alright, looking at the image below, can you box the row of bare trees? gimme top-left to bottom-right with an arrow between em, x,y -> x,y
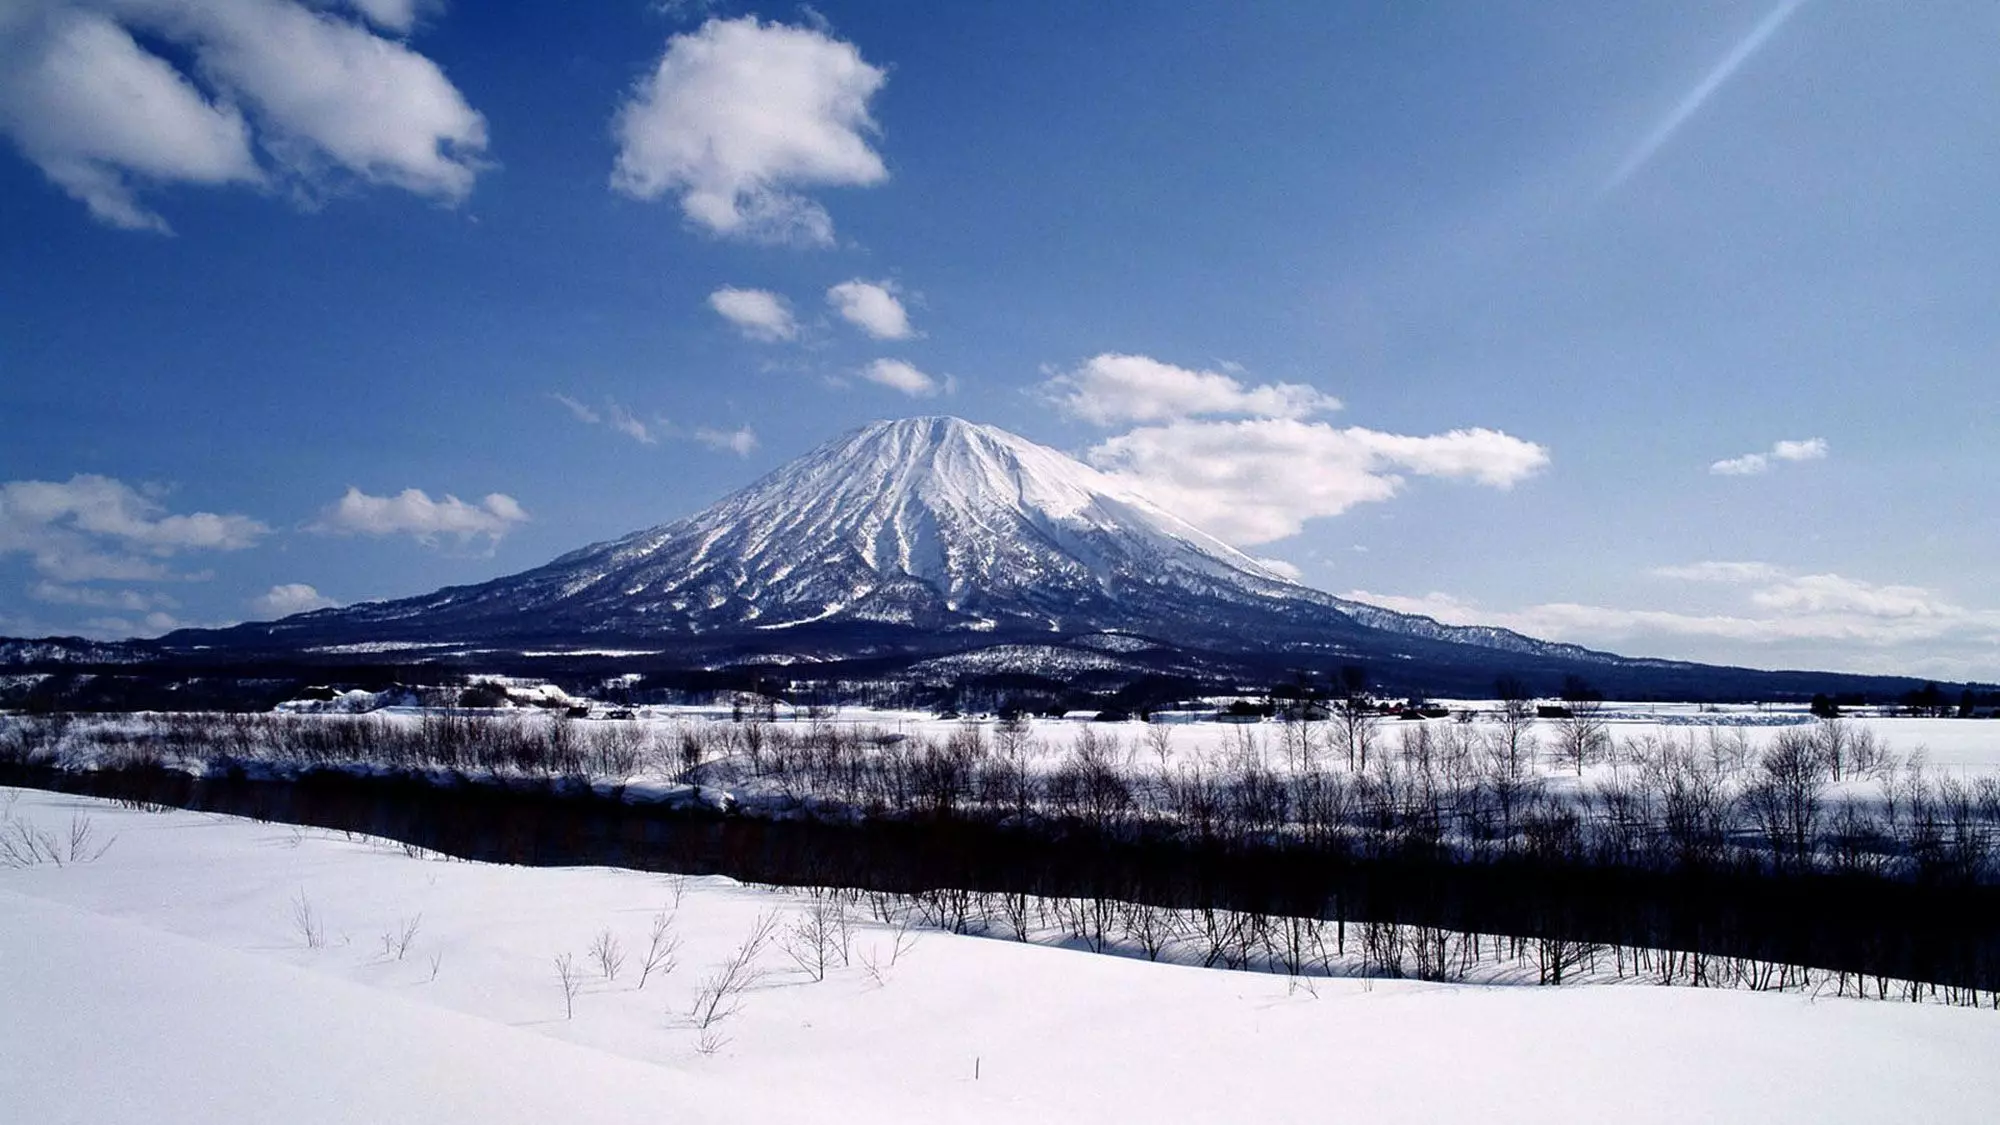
2,709 -> 1994,885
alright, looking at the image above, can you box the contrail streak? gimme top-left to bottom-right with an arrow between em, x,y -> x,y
1607,0 -> 1810,188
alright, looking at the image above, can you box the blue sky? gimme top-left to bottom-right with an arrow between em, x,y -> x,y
1,0 -> 1995,679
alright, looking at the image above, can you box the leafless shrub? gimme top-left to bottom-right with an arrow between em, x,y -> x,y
428,950 -> 443,982
694,1027 -> 730,1056
380,913 -> 422,960
688,913 -> 777,1029
638,910 -> 681,989
589,928 -> 626,981
0,809 -> 115,869
290,889 -> 326,949
858,919 -> 920,987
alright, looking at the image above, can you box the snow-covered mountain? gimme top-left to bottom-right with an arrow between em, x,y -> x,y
166,417 -> 1634,677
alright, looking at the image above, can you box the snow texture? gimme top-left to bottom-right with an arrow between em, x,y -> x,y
2,786 -> 1996,1124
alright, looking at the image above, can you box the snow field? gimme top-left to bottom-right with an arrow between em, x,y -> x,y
4,786 -> 2000,1123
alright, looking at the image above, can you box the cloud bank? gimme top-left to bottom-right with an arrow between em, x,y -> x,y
1042,354 -> 1547,545
0,474 -> 267,581
1347,560 -> 2000,678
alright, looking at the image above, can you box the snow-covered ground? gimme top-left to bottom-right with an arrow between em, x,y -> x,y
4,786 -> 1997,1124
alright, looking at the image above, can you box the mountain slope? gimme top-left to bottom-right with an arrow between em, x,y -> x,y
199,418 -> 1371,649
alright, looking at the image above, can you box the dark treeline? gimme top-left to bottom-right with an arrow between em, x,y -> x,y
4,707 -> 1999,1001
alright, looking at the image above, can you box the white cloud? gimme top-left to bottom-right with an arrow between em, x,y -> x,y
708,286 -> 798,341
1656,560 -> 1956,620
313,486 -> 527,545
695,425 -> 758,456
860,358 -> 942,397
1344,561 -> 2000,677
0,1 -> 487,232
29,581 -> 178,612
1771,437 -> 1828,462
610,16 -> 887,245
1709,453 -> 1769,476
0,474 -> 268,581
1710,437 -> 1828,476
0,8 -> 261,231
1088,418 -> 1549,545
83,609 -> 192,637
341,0 -> 436,35
1043,353 -> 1341,426
250,582 -> 337,617
1253,556 -> 1303,582
827,278 -> 912,340
1650,561 -> 1786,584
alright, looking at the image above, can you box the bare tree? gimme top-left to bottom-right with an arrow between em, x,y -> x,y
1745,727 -> 1831,873
1492,675 -> 1538,777
781,890 -> 846,982
1552,698 -> 1609,776
1333,668 -> 1379,772
555,952 -> 582,1019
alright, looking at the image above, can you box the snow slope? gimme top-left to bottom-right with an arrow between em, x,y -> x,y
3,787 -> 1996,1124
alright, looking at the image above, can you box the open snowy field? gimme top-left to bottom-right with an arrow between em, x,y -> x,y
4,786 -> 1997,1124
703,702 -> 2000,775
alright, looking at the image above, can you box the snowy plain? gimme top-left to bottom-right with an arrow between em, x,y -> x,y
4,785 -> 1999,1124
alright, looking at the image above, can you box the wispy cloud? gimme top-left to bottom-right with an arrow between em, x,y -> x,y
1607,0 -> 1810,190
550,393 -> 656,444
550,393 -> 601,425
1710,436 -> 1827,476
695,425 -> 759,456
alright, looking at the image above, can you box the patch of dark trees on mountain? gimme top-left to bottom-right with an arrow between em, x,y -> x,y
5,708 -> 1999,1004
